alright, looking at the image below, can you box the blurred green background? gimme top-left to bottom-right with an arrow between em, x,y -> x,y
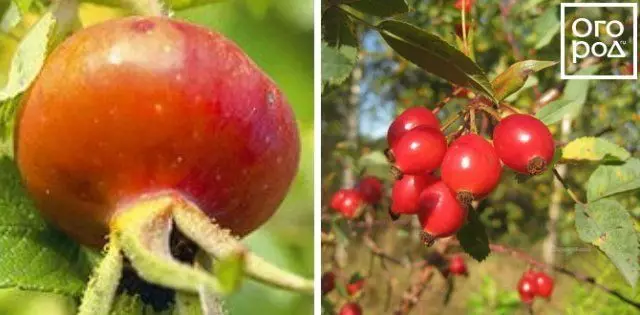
0,0 -> 313,314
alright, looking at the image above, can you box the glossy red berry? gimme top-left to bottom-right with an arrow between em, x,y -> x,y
357,176 -> 383,205
330,189 -> 348,210
454,0 -> 475,12
392,127 -> 447,176
16,17 -> 299,247
418,181 -> 467,244
346,278 -> 365,296
448,255 -> 468,276
339,303 -> 362,315
321,272 -> 335,295
493,114 -> 555,175
534,272 -> 554,298
441,134 -> 502,204
517,272 -> 538,304
391,173 -> 437,215
335,189 -> 365,219
387,107 -> 440,148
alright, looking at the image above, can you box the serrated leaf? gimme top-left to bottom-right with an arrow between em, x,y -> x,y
575,199 -> 639,287
321,43 -> 357,87
535,99 -> 575,125
492,60 -> 556,101
377,20 -> 496,102
587,158 -> 640,202
322,6 -> 357,48
456,209 -> 489,262
0,11 -> 55,100
0,157 -> 92,296
562,137 -> 630,162
347,0 -> 408,17
213,250 -> 245,293
533,7 -> 559,49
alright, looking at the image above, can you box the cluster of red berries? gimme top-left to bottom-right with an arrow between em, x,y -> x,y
386,107 -> 555,244
517,270 -> 555,303
330,176 -> 383,219
322,271 -> 365,315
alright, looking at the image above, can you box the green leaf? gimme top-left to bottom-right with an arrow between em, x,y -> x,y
562,137 -> 630,163
321,43 -> 357,87
0,157 -> 92,296
322,6 -> 357,47
377,20 -> 496,102
535,99 -> 575,125
109,293 -> 156,315
491,60 -> 556,101
558,65 -> 600,116
575,199 -> 639,287
533,8 -> 559,49
213,250 -> 245,293
0,2 -> 22,33
164,0 -> 226,10
456,209 -> 490,262
11,0 -> 34,15
347,0 -> 408,17
587,158 -> 640,202
0,11 -> 55,100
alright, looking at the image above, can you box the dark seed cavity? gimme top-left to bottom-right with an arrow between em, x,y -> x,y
527,156 -> 548,176
388,208 -> 400,221
421,231 -> 437,247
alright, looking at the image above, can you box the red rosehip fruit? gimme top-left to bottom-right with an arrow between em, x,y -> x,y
387,107 -> 440,148
493,114 -> 555,175
448,255 -> 468,276
418,181 -> 468,244
391,127 -> 447,176
339,303 -> 362,315
335,189 -> 365,219
330,189 -> 348,210
517,273 -> 538,304
16,17 -> 299,247
346,278 -> 365,296
534,272 -> 554,298
441,134 -> 502,204
357,176 -> 383,205
321,272 -> 336,295
391,173 -> 437,215
454,0 -> 475,12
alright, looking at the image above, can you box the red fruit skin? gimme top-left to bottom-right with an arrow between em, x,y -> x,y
330,189 -> 348,210
339,303 -> 362,315
448,255 -> 468,276
493,114 -> 555,175
518,274 -> 538,304
321,272 -> 335,295
392,127 -> 447,175
418,181 -> 468,238
534,272 -> 554,298
387,107 -> 440,148
16,17 -> 299,247
358,176 -> 383,205
391,173 -> 437,215
441,134 -> 502,200
337,189 -> 365,219
454,0 -> 475,12
346,279 -> 365,296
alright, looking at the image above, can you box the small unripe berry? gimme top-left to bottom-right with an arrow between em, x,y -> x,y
387,107 -> 440,148
493,114 -> 555,175
392,127 -> 447,176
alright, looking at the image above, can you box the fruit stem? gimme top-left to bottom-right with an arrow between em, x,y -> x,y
111,195 -> 227,296
479,106 -> 502,121
469,108 -> 477,134
77,237 -> 123,315
551,168 -> 584,204
172,199 -> 314,294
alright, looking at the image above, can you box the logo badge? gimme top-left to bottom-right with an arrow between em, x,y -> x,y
561,2 -> 637,80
